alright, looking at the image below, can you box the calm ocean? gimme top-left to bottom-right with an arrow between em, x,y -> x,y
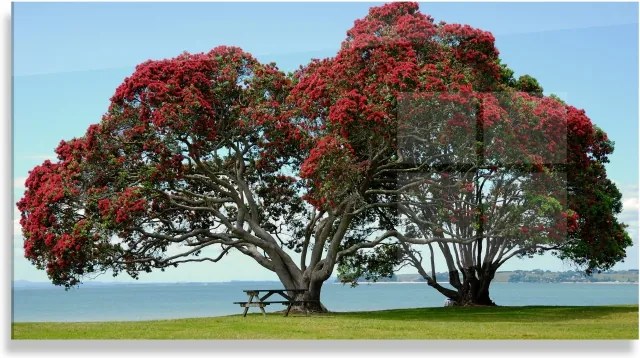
12,281 -> 639,322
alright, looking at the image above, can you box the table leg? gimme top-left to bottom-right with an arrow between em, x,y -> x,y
285,303 -> 293,317
243,293 -> 255,317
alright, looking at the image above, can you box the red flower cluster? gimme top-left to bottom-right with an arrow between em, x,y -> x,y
17,157 -> 95,286
300,136 -> 362,209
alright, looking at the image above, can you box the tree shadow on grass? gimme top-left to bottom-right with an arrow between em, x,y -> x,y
334,305 -> 639,323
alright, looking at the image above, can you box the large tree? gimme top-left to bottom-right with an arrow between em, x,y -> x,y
16,46 -> 399,312
292,2 -> 631,305
17,2 -> 631,311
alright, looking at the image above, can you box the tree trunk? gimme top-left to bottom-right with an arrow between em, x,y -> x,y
301,278 -> 328,313
274,264 -> 329,313
452,267 -> 496,306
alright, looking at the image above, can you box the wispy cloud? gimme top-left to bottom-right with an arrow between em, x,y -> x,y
19,154 -> 55,161
618,184 -> 639,241
13,207 -> 22,236
620,184 -> 638,209
13,177 -> 26,189
623,197 -> 639,212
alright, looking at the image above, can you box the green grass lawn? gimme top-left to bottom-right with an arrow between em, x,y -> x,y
12,305 -> 638,339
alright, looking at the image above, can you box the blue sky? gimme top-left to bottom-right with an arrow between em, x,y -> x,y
12,2 -> 639,283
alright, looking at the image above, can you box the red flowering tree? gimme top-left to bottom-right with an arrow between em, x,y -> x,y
17,46 -> 404,312
291,2 -> 631,306
17,3 -> 631,311
380,90 -> 629,306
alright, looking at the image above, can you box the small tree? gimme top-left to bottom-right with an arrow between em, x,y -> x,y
386,90 -> 629,306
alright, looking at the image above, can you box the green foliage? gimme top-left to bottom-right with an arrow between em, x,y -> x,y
515,74 -> 544,96
337,243 -> 403,287
561,133 -> 631,274
498,61 -> 517,87
548,93 -> 566,105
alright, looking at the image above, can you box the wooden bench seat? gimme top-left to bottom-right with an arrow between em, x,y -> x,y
234,300 -> 312,305
235,288 -> 311,317
234,301 -> 271,307
234,300 -> 313,316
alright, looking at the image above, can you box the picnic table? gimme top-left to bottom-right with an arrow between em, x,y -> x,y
234,288 -> 309,317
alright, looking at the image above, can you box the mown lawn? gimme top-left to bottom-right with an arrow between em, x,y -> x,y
12,305 -> 638,339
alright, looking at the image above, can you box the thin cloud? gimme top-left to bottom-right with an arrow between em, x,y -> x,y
19,154 -> 56,161
13,207 -> 22,236
13,177 -> 26,189
618,184 -> 639,245
623,197 -> 639,212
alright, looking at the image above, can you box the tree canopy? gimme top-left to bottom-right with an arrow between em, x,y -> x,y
18,2 -> 631,308
18,47 -> 300,286
314,2 -> 630,305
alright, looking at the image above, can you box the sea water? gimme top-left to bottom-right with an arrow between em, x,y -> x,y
12,281 -> 639,322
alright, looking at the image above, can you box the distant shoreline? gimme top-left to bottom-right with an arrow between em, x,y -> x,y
334,281 -> 639,285
559,281 -> 639,285
14,268 -> 639,287
14,280 -> 639,288
337,269 -> 639,285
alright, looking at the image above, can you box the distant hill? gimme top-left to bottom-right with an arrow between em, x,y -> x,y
502,269 -> 639,283
13,280 -> 53,288
336,269 -> 639,284
15,270 -> 638,288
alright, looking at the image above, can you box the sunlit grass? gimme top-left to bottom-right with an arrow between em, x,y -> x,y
12,305 -> 638,339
